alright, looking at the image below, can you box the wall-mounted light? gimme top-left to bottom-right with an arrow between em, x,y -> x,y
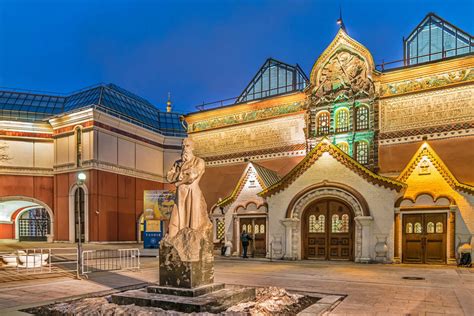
77,172 -> 86,185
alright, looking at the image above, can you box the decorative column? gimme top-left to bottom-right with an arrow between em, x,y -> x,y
394,210 -> 401,263
355,216 -> 373,263
448,207 -> 456,264
280,218 -> 299,260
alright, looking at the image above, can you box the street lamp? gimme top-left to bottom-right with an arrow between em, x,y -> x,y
76,172 -> 86,279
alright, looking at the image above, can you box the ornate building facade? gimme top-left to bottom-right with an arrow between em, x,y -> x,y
186,13 -> 474,263
0,84 -> 185,242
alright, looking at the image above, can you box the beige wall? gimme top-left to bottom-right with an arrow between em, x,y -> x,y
0,139 -> 54,170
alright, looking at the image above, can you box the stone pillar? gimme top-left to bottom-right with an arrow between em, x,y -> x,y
280,218 -> 299,260
355,216 -> 373,263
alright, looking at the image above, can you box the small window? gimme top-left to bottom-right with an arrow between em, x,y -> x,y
436,222 -> 443,233
216,219 -> 225,240
254,224 -> 259,234
75,127 -> 83,167
427,222 -> 435,233
335,108 -> 349,133
309,215 -> 317,233
332,214 -> 344,233
406,223 -> 413,234
260,224 -> 265,234
356,105 -> 369,130
242,224 -> 246,232
247,224 -> 252,234
355,141 -> 369,164
316,111 -> 330,135
341,214 -> 349,233
414,222 -> 422,234
337,142 -> 349,154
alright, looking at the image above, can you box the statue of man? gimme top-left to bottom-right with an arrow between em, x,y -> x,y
166,138 -> 209,238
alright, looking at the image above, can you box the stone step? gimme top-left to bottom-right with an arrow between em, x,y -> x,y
147,283 -> 225,297
112,285 -> 255,313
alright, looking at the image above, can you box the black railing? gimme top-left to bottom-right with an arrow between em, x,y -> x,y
376,46 -> 473,71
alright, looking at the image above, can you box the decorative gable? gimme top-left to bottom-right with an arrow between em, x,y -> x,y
397,142 -> 474,196
309,29 -> 375,104
260,139 -> 405,197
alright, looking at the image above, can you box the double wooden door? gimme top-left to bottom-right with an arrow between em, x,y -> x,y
303,200 -> 353,260
402,213 -> 446,264
240,217 -> 266,257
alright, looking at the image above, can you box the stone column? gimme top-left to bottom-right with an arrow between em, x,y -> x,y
448,208 -> 457,264
355,216 -> 373,263
280,218 -> 299,260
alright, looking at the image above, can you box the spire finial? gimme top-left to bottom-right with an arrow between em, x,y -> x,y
337,6 -> 346,32
166,92 -> 172,113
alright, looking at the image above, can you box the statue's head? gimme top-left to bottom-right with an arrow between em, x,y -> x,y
182,138 -> 195,161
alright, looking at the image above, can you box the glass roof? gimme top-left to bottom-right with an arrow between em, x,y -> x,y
236,58 -> 309,103
405,13 -> 473,65
0,84 -> 186,137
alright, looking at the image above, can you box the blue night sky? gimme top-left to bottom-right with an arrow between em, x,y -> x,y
0,0 -> 472,113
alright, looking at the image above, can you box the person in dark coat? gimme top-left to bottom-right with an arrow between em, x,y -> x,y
240,230 -> 252,258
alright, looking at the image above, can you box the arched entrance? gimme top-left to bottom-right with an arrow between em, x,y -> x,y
69,184 -> 89,242
302,199 -> 354,260
0,196 -> 54,241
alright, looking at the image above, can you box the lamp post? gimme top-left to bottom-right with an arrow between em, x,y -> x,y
76,172 -> 86,279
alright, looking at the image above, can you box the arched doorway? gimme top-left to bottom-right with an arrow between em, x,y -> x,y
302,199 -> 354,260
69,184 -> 88,242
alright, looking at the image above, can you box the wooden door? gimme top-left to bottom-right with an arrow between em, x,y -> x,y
303,200 -> 353,260
402,213 -> 446,264
240,217 -> 267,257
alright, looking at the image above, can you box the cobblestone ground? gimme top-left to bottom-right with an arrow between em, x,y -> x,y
0,256 -> 473,315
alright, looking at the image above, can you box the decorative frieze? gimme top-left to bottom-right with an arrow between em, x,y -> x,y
379,85 -> 474,134
190,114 -> 306,159
379,68 -> 474,97
187,101 -> 305,133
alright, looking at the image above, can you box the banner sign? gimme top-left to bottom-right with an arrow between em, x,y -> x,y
143,190 -> 175,249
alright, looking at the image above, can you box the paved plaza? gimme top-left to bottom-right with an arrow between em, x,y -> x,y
0,255 -> 473,315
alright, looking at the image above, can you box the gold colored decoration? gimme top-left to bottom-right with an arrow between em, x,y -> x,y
379,68 -> 474,97
380,85 -> 474,134
418,158 -> 431,175
259,139 -> 405,197
311,50 -> 375,104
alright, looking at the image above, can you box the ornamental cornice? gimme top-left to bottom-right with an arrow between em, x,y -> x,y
379,67 -> 474,98
186,100 -> 305,133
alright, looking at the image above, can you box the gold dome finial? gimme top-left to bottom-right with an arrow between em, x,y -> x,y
166,92 -> 172,113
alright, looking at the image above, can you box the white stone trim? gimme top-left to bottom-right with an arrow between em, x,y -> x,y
206,150 -> 306,167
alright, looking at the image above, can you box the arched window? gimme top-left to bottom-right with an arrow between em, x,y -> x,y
414,222 -> 422,234
406,223 -> 413,234
75,127 -> 83,167
316,111 -> 330,135
332,214 -> 342,233
242,224 -> 246,232
74,187 -> 85,242
247,224 -> 252,233
356,105 -> 369,130
337,142 -> 349,154
355,141 -> 369,164
309,215 -> 317,232
260,224 -> 265,234
435,222 -> 443,233
341,214 -> 349,233
254,224 -> 259,234
335,108 -> 349,133
427,222 -> 435,233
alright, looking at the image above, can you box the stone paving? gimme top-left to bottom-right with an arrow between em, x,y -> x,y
0,257 -> 473,315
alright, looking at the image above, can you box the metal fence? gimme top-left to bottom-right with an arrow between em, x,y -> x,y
81,248 -> 140,275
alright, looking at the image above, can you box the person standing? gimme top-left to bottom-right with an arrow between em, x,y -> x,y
240,230 -> 252,258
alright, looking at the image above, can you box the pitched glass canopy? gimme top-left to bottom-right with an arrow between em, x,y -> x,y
236,58 -> 308,103
405,13 -> 473,65
0,84 -> 186,137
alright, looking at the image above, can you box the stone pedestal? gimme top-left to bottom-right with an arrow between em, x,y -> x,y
159,223 -> 214,288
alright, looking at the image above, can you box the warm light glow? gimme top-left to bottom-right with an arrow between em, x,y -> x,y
421,142 -> 428,148
77,172 -> 86,181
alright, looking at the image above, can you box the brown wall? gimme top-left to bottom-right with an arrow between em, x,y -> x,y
378,136 -> 474,185
54,170 -> 164,242
0,175 -> 54,210
0,223 -> 14,239
201,156 -> 304,209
